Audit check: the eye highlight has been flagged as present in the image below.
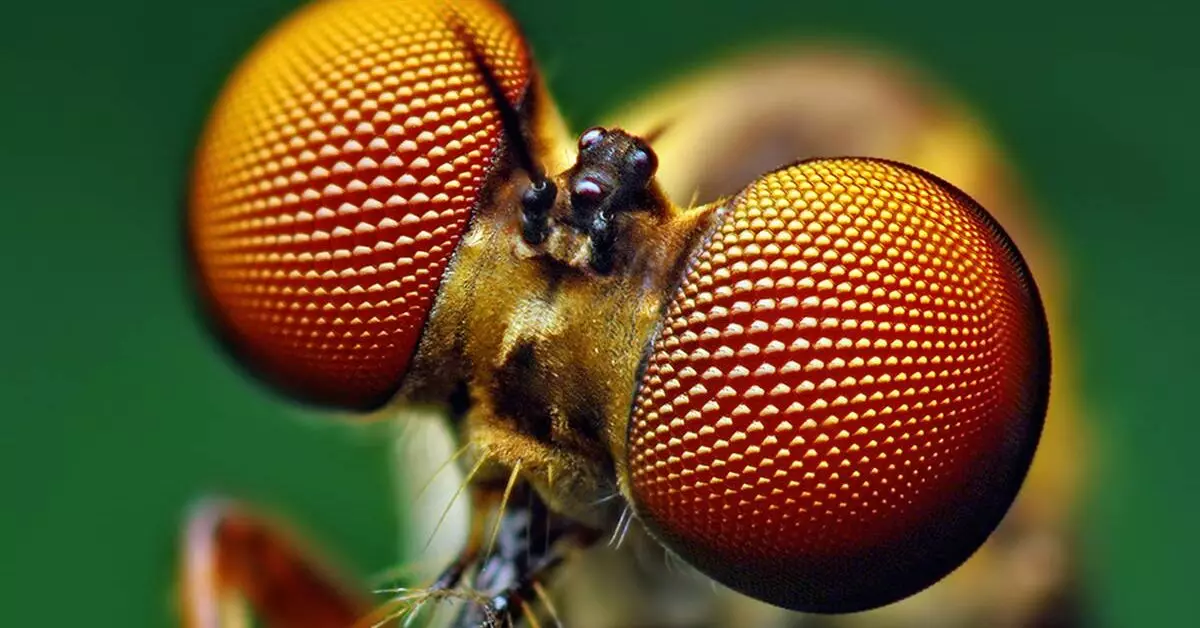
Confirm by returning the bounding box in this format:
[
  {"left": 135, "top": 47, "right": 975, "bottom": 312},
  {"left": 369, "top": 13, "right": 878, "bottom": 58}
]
[
  {"left": 627, "top": 146, "right": 657, "bottom": 180},
  {"left": 579, "top": 126, "right": 606, "bottom": 150},
  {"left": 572, "top": 177, "right": 606, "bottom": 203},
  {"left": 626, "top": 158, "right": 1048, "bottom": 613}
]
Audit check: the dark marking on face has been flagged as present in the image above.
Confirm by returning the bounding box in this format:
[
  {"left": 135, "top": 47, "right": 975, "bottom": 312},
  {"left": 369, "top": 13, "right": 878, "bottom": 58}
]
[
  {"left": 568, "top": 404, "right": 606, "bottom": 453},
  {"left": 495, "top": 341, "right": 554, "bottom": 441},
  {"left": 447, "top": 379, "right": 472, "bottom": 420}
]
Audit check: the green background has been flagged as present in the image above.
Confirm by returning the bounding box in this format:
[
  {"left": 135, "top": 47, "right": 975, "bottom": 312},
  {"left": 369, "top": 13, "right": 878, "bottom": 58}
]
[{"left": 1, "top": 0, "right": 1194, "bottom": 625}]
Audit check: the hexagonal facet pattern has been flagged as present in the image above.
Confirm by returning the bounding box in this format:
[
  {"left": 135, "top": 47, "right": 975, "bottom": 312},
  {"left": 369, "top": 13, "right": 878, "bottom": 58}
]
[
  {"left": 190, "top": 0, "right": 529, "bottom": 409},
  {"left": 628, "top": 158, "right": 1048, "bottom": 611}
]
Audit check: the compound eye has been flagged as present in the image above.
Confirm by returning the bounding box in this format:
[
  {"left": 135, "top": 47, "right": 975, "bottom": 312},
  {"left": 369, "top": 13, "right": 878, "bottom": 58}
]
[
  {"left": 626, "top": 158, "right": 1049, "bottom": 612},
  {"left": 188, "top": 0, "right": 532, "bottom": 410},
  {"left": 578, "top": 127, "right": 606, "bottom": 150}
]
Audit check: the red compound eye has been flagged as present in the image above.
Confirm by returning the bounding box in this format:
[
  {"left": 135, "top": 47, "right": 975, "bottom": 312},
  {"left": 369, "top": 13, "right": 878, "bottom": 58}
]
[
  {"left": 188, "top": 0, "right": 531, "bottom": 409},
  {"left": 627, "top": 158, "right": 1049, "bottom": 612}
]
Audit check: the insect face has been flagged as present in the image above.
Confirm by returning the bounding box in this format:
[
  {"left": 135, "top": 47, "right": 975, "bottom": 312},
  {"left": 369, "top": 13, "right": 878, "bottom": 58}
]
[
  {"left": 418, "top": 123, "right": 714, "bottom": 523},
  {"left": 184, "top": 0, "right": 1051, "bottom": 622}
]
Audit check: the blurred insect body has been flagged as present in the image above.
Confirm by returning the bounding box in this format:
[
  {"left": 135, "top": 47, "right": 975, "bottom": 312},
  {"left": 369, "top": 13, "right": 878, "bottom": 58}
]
[{"left": 182, "top": 1, "right": 1053, "bottom": 626}]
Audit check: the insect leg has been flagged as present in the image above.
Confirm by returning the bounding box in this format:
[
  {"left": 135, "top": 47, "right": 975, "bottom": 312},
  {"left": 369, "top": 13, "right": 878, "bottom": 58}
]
[{"left": 179, "top": 498, "right": 374, "bottom": 628}]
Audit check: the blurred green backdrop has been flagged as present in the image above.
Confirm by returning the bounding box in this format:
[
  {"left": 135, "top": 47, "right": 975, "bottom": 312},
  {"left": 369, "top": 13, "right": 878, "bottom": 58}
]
[{"left": 1, "top": 0, "right": 1195, "bottom": 625}]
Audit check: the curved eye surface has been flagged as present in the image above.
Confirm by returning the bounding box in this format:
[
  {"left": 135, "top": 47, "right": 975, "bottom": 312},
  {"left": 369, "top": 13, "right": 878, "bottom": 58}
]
[
  {"left": 571, "top": 177, "right": 606, "bottom": 204},
  {"left": 189, "top": 0, "right": 531, "bottom": 410},
  {"left": 626, "top": 158, "right": 1049, "bottom": 612},
  {"left": 627, "top": 146, "right": 657, "bottom": 180},
  {"left": 579, "top": 126, "right": 606, "bottom": 150}
]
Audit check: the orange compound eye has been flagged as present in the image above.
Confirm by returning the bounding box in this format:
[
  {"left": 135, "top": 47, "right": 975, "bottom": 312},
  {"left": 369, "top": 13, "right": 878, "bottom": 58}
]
[
  {"left": 188, "top": 0, "right": 530, "bottom": 410},
  {"left": 626, "top": 158, "right": 1049, "bottom": 612}
]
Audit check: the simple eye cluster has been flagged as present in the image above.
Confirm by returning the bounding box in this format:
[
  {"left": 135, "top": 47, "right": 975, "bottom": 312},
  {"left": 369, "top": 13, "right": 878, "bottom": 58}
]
[
  {"left": 577, "top": 126, "right": 658, "bottom": 177},
  {"left": 571, "top": 126, "right": 658, "bottom": 207},
  {"left": 187, "top": 0, "right": 1049, "bottom": 616}
]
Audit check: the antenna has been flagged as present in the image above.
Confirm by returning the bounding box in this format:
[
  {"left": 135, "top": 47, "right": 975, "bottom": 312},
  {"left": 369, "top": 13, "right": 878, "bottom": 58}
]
[{"left": 641, "top": 120, "right": 673, "bottom": 145}]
